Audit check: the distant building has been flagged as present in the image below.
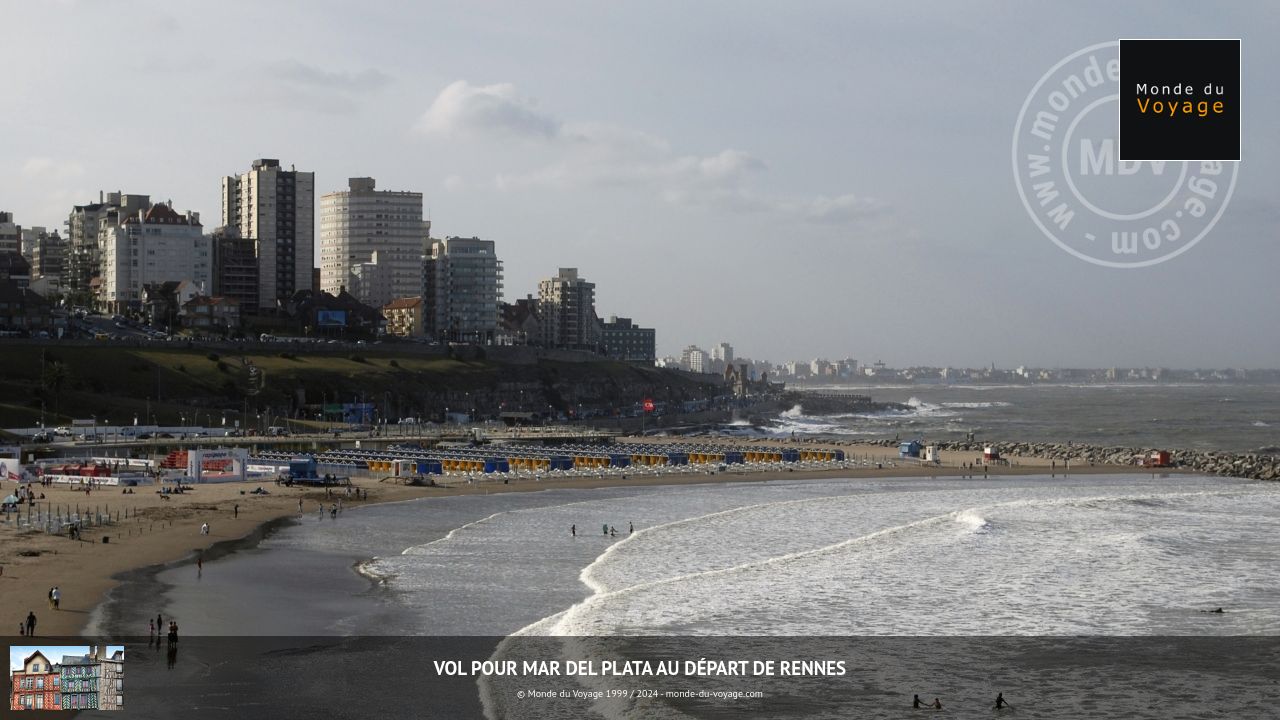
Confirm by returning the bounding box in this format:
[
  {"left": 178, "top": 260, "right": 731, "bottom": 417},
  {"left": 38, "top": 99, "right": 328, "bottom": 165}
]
[
  {"left": 141, "top": 280, "right": 203, "bottom": 330},
  {"left": 0, "top": 211, "right": 20, "bottom": 254},
  {"left": 382, "top": 296, "right": 425, "bottom": 337},
  {"left": 600, "top": 316, "right": 656, "bottom": 362},
  {"left": 210, "top": 226, "right": 259, "bottom": 313},
  {"left": 287, "top": 288, "right": 385, "bottom": 338},
  {"left": 710, "top": 342, "right": 734, "bottom": 364},
  {"left": 9, "top": 650, "right": 60, "bottom": 711},
  {"left": 0, "top": 278, "right": 51, "bottom": 330},
  {"left": 24, "top": 227, "right": 66, "bottom": 287},
  {"left": 424, "top": 236, "right": 503, "bottom": 343},
  {"left": 320, "top": 177, "right": 427, "bottom": 309},
  {"left": 99, "top": 203, "right": 211, "bottom": 314},
  {"left": 222, "top": 159, "right": 314, "bottom": 312},
  {"left": 537, "top": 267, "right": 597, "bottom": 350},
  {"left": 680, "top": 345, "right": 710, "bottom": 373},
  {"left": 66, "top": 192, "right": 152, "bottom": 297},
  {"left": 499, "top": 295, "right": 542, "bottom": 345},
  {"left": 0, "top": 252, "right": 32, "bottom": 289},
  {"left": 182, "top": 295, "right": 241, "bottom": 332}
]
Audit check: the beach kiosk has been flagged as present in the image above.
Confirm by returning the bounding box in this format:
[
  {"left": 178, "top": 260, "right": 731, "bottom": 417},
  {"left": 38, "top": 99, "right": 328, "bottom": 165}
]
[
  {"left": 899, "top": 440, "right": 923, "bottom": 459},
  {"left": 922, "top": 445, "right": 941, "bottom": 463},
  {"left": 1147, "top": 450, "right": 1171, "bottom": 468},
  {"left": 983, "top": 446, "right": 1000, "bottom": 463}
]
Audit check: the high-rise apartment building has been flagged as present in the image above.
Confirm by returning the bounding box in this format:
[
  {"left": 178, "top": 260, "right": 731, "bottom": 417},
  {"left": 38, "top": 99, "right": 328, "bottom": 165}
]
[
  {"left": 66, "top": 192, "right": 152, "bottom": 296},
  {"left": 221, "top": 159, "right": 314, "bottom": 312},
  {"left": 423, "top": 236, "right": 502, "bottom": 343},
  {"left": 319, "top": 177, "right": 426, "bottom": 309},
  {"left": 537, "top": 267, "right": 598, "bottom": 350},
  {"left": 99, "top": 203, "right": 211, "bottom": 313}
]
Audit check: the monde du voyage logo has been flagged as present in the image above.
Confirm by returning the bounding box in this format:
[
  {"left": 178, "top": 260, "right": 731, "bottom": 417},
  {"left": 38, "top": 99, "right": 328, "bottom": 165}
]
[{"left": 1012, "top": 40, "right": 1240, "bottom": 268}]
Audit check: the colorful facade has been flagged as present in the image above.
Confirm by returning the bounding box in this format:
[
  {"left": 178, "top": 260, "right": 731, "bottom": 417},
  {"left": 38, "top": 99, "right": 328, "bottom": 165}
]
[
  {"left": 59, "top": 655, "right": 99, "bottom": 710},
  {"left": 10, "top": 651, "right": 60, "bottom": 711}
]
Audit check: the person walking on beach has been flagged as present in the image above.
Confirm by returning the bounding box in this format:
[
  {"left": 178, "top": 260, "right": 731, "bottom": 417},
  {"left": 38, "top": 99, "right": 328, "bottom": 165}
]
[
  {"left": 48, "top": 587, "right": 54, "bottom": 609},
  {"left": 200, "top": 522, "right": 209, "bottom": 535},
  {"left": 610, "top": 526, "right": 617, "bottom": 537},
  {"left": 602, "top": 523, "right": 608, "bottom": 536},
  {"left": 234, "top": 504, "right": 239, "bottom": 518},
  {"left": 25, "top": 611, "right": 36, "bottom": 637},
  {"left": 150, "top": 618, "right": 155, "bottom": 637},
  {"left": 298, "top": 499, "right": 303, "bottom": 513},
  {"left": 197, "top": 555, "right": 203, "bottom": 573},
  {"left": 629, "top": 521, "right": 634, "bottom": 535},
  {"left": 51, "top": 586, "right": 60, "bottom": 610},
  {"left": 571, "top": 524, "right": 576, "bottom": 538}
]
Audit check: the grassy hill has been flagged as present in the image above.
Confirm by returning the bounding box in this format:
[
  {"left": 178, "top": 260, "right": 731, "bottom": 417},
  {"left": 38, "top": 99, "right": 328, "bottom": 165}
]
[{"left": 0, "top": 342, "right": 718, "bottom": 428}]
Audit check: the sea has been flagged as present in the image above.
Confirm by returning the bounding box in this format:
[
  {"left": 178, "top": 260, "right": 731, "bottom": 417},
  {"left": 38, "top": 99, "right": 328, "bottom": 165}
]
[
  {"left": 94, "top": 383, "right": 1280, "bottom": 718},
  {"left": 752, "top": 382, "right": 1280, "bottom": 453}
]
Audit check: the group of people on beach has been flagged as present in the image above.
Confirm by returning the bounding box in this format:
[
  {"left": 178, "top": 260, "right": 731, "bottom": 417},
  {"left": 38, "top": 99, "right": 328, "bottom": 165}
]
[
  {"left": 46, "top": 586, "right": 61, "bottom": 610},
  {"left": 569, "top": 522, "right": 634, "bottom": 538},
  {"left": 149, "top": 613, "right": 179, "bottom": 645},
  {"left": 913, "top": 692, "right": 1010, "bottom": 711}
]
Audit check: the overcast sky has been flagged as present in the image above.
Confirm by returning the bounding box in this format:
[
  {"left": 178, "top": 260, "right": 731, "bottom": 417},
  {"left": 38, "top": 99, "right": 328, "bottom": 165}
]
[{"left": 2, "top": 1, "right": 1276, "bottom": 367}]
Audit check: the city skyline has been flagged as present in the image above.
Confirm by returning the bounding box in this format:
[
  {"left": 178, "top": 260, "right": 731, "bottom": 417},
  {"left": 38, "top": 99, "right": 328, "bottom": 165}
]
[{"left": 2, "top": 1, "right": 1278, "bottom": 366}]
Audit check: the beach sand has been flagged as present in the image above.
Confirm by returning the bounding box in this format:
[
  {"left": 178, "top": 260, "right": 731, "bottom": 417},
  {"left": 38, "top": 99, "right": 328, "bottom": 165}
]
[{"left": 0, "top": 437, "right": 1169, "bottom": 637}]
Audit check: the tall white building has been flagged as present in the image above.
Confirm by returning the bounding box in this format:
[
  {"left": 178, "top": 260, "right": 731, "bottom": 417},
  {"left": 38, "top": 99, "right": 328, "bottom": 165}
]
[
  {"left": 221, "top": 159, "right": 314, "bottom": 311},
  {"left": 319, "top": 177, "right": 426, "bottom": 309},
  {"left": 711, "top": 342, "right": 734, "bottom": 363},
  {"left": 537, "top": 267, "right": 598, "bottom": 349},
  {"left": 99, "top": 203, "right": 211, "bottom": 313},
  {"left": 423, "top": 236, "right": 503, "bottom": 343}
]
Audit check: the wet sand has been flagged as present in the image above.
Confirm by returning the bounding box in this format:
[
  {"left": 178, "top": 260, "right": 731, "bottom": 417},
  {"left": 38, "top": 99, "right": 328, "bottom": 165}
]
[{"left": 0, "top": 437, "right": 1170, "bottom": 637}]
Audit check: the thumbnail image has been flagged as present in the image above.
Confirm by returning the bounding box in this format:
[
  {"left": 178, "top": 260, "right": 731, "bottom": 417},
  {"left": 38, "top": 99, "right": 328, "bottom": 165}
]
[{"left": 9, "top": 645, "right": 123, "bottom": 712}]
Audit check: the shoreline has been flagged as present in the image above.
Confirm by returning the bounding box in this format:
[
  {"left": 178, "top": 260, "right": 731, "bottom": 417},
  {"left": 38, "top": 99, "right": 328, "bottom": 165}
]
[{"left": 1, "top": 438, "right": 1195, "bottom": 638}]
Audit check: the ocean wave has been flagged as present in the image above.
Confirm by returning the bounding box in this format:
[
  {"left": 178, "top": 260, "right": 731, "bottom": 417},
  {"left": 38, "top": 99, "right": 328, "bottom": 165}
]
[{"left": 954, "top": 509, "right": 994, "bottom": 533}]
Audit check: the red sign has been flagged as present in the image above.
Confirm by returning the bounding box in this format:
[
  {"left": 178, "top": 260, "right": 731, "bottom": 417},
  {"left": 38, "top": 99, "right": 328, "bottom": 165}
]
[{"left": 642, "top": 398, "right": 655, "bottom": 413}]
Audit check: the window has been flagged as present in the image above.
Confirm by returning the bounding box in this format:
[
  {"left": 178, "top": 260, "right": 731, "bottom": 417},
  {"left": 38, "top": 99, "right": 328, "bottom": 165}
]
[{"left": 35, "top": 695, "right": 43, "bottom": 709}]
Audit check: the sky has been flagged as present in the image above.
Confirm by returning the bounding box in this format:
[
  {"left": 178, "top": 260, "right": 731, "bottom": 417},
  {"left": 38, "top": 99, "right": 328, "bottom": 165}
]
[
  {"left": 10, "top": 645, "right": 124, "bottom": 672},
  {"left": 2, "top": 1, "right": 1277, "bottom": 368}
]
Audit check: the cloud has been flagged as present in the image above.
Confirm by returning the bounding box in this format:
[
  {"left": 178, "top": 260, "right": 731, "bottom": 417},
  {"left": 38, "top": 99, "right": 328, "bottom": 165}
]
[
  {"left": 421, "top": 79, "right": 889, "bottom": 227},
  {"left": 417, "top": 80, "right": 560, "bottom": 139}
]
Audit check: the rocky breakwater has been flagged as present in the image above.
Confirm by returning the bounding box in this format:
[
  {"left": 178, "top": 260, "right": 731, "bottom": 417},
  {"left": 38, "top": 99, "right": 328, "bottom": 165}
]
[
  {"left": 781, "top": 391, "right": 907, "bottom": 416},
  {"left": 865, "top": 439, "right": 1280, "bottom": 481}
]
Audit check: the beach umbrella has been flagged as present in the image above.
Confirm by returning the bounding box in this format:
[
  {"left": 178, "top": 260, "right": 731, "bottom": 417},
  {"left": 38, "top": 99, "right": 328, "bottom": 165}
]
[{"left": 2, "top": 495, "right": 17, "bottom": 504}]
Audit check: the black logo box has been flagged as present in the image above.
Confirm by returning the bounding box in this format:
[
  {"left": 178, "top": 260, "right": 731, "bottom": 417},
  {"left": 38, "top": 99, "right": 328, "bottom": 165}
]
[{"left": 1119, "top": 38, "right": 1241, "bottom": 161}]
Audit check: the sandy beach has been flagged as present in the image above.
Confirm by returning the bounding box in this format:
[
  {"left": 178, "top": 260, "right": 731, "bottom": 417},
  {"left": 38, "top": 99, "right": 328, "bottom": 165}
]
[{"left": 0, "top": 437, "right": 1171, "bottom": 637}]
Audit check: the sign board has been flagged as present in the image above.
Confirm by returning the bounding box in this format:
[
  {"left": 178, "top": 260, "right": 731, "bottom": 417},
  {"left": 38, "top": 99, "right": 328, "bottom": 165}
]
[
  {"left": 642, "top": 398, "right": 655, "bottom": 413},
  {"left": 72, "top": 418, "right": 95, "bottom": 427},
  {"left": 0, "top": 447, "right": 21, "bottom": 481}
]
